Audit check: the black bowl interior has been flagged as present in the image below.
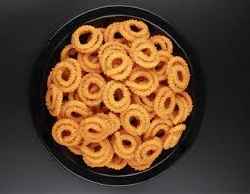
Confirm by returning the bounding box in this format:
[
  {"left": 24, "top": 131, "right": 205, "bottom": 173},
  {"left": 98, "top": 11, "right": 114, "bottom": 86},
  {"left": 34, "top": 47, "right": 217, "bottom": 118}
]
[{"left": 30, "top": 5, "right": 205, "bottom": 186}]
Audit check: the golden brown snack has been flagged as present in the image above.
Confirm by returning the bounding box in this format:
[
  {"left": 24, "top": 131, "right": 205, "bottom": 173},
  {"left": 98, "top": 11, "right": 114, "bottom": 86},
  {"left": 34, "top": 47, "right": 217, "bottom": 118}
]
[{"left": 46, "top": 84, "right": 63, "bottom": 116}]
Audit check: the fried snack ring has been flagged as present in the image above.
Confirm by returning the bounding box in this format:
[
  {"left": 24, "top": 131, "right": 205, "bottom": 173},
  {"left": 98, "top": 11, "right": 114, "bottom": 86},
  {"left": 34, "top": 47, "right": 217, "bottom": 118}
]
[
  {"left": 77, "top": 51, "right": 101, "bottom": 73},
  {"left": 170, "top": 95, "right": 189, "bottom": 125},
  {"left": 178, "top": 91, "right": 193, "bottom": 116},
  {"left": 163, "top": 124, "right": 186, "bottom": 150},
  {"left": 98, "top": 42, "right": 128, "bottom": 65},
  {"left": 167, "top": 56, "right": 190, "bottom": 92},
  {"left": 52, "top": 119, "right": 81, "bottom": 146},
  {"left": 103, "top": 81, "right": 131, "bottom": 113},
  {"left": 106, "top": 154, "right": 127, "bottom": 170},
  {"left": 77, "top": 73, "right": 106, "bottom": 106},
  {"left": 120, "top": 104, "right": 150, "bottom": 136},
  {"left": 97, "top": 112, "right": 120, "bottom": 135},
  {"left": 129, "top": 39, "right": 160, "bottom": 68},
  {"left": 112, "top": 130, "right": 140, "bottom": 159},
  {"left": 67, "top": 139, "right": 84, "bottom": 155},
  {"left": 46, "top": 84, "right": 63, "bottom": 116},
  {"left": 52, "top": 58, "right": 81, "bottom": 92},
  {"left": 120, "top": 19, "right": 150, "bottom": 41},
  {"left": 100, "top": 50, "right": 133, "bottom": 80},
  {"left": 143, "top": 118, "right": 173, "bottom": 143},
  {"left": 104, "top": 22, "right": 126, "bottom": 43},
  {"left": 151, "top": 35, "right": 173, "bottom": 54},
  {"left": 154, "top": 51, "right": 172, "bottom": 81},
  {"left": 60, "top": 44, "right": 78, "bottom": 61},
  {"left": 128, "top": 137, "right": 162, "bottom": 171},
  {"left": 60, "top": 100, "right": 92, "bottom": 123},
  {"left": 81, "top": 139, "right": 114, "bottom": 167},
  {"left": 154, "top": 86, "right": 176, "bottom": 119},
  {"left": 71, "top": 25, "right": 103, "bottom": 53},
  {"left": 125, "top": 68, "right": 159, "bottom": 96},
  {"left": 79, "top": 115, "right": 110, "bottom": 143}
]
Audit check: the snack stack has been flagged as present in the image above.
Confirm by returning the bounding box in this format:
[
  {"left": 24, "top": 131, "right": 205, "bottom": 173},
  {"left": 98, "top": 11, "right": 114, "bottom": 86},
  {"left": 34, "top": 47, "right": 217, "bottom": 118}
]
[{"left": 45, "top": 19, "right": 193, "bottom": 171}]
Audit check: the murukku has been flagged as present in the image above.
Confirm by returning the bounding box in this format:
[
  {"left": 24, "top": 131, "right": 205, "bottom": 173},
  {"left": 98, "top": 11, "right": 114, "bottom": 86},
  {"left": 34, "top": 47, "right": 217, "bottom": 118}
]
[
  {"left": 154, "top": 86, "right": 176, "bottom": 119},
  {"left": 178, "top": 91, "right": 193, "bottom": 116},
  {"left": 81, "top": 139, "right": 114, "bottom": 167},
  {"left": 52, "top": 119, "right": 82, "bottom": 146},
  {"left": 154, "top": 51, "right": 172, "bottom": 81},
  {"left": 60, "top": 44, "right": 78, "bottom": 61},
  {"left": 79, "top": 115, "right": 109, "bottom": 143},
  {"left": 143, "top": 117, "right": 173, "bottom": 144},
  {"left": 125, "top": 68, "right": 159, "bottom": 96},
  {"left": 77, "top": 51, "right": 101, "bottom": 73},
  {"left": 51, "top": 58, "right": 81, "bottom": 93},
  {"left": 71, "top": 25, "right": 103, "bottom": 53},
  {"left": 105, "top": 154, "right": 127, "bottom": 170},
  {"left": 102, "top": 81, "right": 131, "bottom": 113},
  {"left": 120, "top": 20, "right": 150, "bottom": 41},
  {"left": 60, "top": 100, "right": 92, "bottom": 123},
  {"left": 151, "top": 35, "right": 173, "bottom": 54},
  {"left": 100, "top": 50, "right": 133, "bottom": 80},
  {"left": 46, "top": 84, "right": 63, "bottom": 116},
  {"left": 163, "top": 124, "right": 186, "bottom": 150},
  {"left": 104, "top": 22, "right": 126, "bottom": 43},
  {"left": 97, "top": 112, "right": 120, "bottom": 135},
  {"left": 77, "top": 73, "right": 106, "bottom": 106},
  {"left": 170, "top": 94, "right": 189, "bottom": 125},
  {"left": 120, "top": 104, "right": 150, "bottom": 136},
  {"left": 128, "top": 137, "right": 162, "bottom": 171},
  {"left": 129, "top": 39, "right": 160, "bottom": 68},
  {"left": 167, "top": 56, "right": 190, "bottom": 93},
  {"left": 111, "top": 130, "right": 140, "bottom": 159}
]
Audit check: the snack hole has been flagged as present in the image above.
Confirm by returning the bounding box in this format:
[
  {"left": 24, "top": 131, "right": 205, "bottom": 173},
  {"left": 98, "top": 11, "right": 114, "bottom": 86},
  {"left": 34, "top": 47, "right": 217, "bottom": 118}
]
[
  {"left": 62, "top": 69, "right": 70, "bottom": 81},
  {"left": 155, "top": 61, "right": 165, "bottom": 71},
  {"left": 79, "top": 32, "right": 92, "bottom": 44},
  {"left": 112, "top": 58, "right": 123, "bottom": 68},
  {"left": 164, "top": 97, "right": 171, "bottom": 108},
  {"left": 129, "top": 116, "right": 140, "bottom": 128},
  {"left": 147, "top": 93, "right": 156, "bottom": 101},
  {"left": 146, "top": 150, "right": 154, "bottom": 156},
  {"left": 130, "top": 24, "right": 141, "bottom": 32},
  {"left": 122, "top": 140, "right": 131, "bottom": 147},
  {"left": 142, "top": 48, "right": 151, "bottom": 57},
  {"left": 114, "top": 88, "right": 123, "bottom": 101},
  {"left": 156, "top": 129, "right": 165, "bottom": 138},
  {"left": 177, "top": 71, "right": 183, "bottom": 81},
  {"left": 88, "top": 83, "right": 99, "bottom": 93},
  {"left": 114, "top": 32, "right": 123, "bottom": 39},
  {"left": 155, "top": 43, "right": 162, "bottom": 50},
  {"left": 71, "top": 112, "right": 81, "bottom": 118},
  {"left": 62, "top": 130, "right": 71, "bottom": 138}
]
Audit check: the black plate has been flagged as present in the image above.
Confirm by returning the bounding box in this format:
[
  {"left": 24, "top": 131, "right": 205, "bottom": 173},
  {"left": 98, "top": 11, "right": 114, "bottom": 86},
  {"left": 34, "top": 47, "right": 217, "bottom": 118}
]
[{"left": 30, "top": 5, "right": 205, "bottom": 186}]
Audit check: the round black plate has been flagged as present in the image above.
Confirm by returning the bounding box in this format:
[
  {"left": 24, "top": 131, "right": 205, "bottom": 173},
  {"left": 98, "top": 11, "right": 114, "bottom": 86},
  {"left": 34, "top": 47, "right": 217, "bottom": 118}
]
[{"left": 30, "top": 5, "right": 205, "bottom": 186}]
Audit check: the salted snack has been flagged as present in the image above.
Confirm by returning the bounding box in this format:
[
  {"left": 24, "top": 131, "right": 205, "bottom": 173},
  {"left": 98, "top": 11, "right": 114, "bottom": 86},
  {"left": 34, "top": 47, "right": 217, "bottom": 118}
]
[{"left": 45, "top": 19, "right": 193, "bottom": 171}]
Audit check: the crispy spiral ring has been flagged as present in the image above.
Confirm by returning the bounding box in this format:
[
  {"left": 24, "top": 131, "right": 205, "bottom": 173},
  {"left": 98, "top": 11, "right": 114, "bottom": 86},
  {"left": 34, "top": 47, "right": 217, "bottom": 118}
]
[
  {"left": 151, "top": 35, "right": 173, "bottom": 54},
  {"left": 120, "top": 20, "right": 150, "bottom": 41},
  {"left": 77, "top": 73, "right": 106, "bottom": 106},
  {"left": 128, "top": 137, "right": 162, "bottom": 171},
  {"left": 112, "top": 130, "right": 140, "bottom": 159},
  {"left": 154, "top": 86, "right": 176, "bottom": 119},
  {"left": 178, "top": 92, "right": 193, "bottom": 115},
  {"left": 104, "top": 22, "right": 126, "bottom": 43},
  {"left": 60, "top": 44, "right": 78, "bottom": 61},
  {"left": 170, "top": 94, "right": 189, "bottom": 125},
  {"left": 100, "top": 50, "right": 133, "bottom": 80},
  {"left": 120, "top": 104, "right": 150, "bottom": 136},
  {"left": 154, "top": 51, "right": 172, "bottom": 81},
  {"left": 129, "top": 39, "right": 160, "bottom": 68},
  {"left": 71, "top": 25, "right": 103, "bottom": 53},
  {"left": 77, "top": 51, "right": 101, "bottom": 73},
  {"left": 52, "top": 58, "right": 81, "bottom": 92},
  {"left": 79, "top": 115, "right": 110, "bottom": 143},
  {"left": 46, "top": 84, "right": 63, "bottom": 116},
  {"left": 106, "top": 154, "right": 127, "bottom": 170},
  {"left": 97, "top": 112, "right": 121, "bottom": 135},
  {"left": 81, "top": 139, "right": 114, "bottom": 167},
  {"left": 52, "top": 119, "right": 81, "bottom": 146},
  {"left": 60, "top": 100, "right": 92, "bottom": 123},
  {"left": 163, "top": 124, "right": 186, "bottom": 150},
  {"left": 125, "top": 68, "right": 159, "bottom": 96},
  {"left": 103, "top": 81, "right": 131, "bottom": 113},
  {"left": 143, "top": 117, "right": 173, "bottom": 143},
  {"left": 167, "top": 56, "right": 190, "bottom": 93}
]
